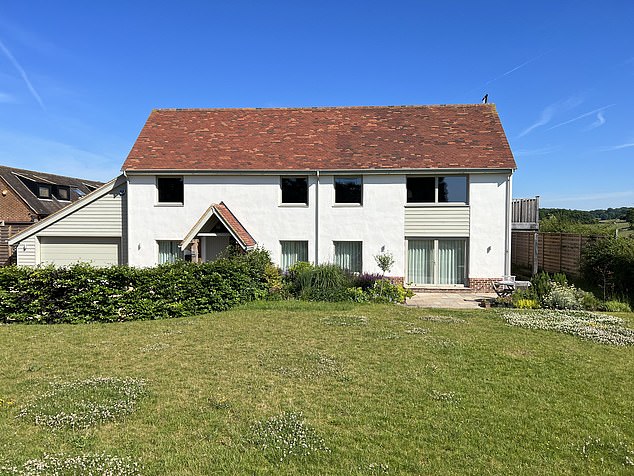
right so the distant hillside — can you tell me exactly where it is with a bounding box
[540,207,634,223]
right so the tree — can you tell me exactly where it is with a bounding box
[627,208,634,226]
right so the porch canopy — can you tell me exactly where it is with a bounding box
[180,202,256,258]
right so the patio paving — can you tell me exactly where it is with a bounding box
[404,292,497,309]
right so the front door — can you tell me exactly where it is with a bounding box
[203,235,232,262]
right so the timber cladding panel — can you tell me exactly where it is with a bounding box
[512,231,604,276]
[0,224,31,265]
[37,188,124,237]
[404,206,470,237]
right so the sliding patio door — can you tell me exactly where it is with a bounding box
[407,240,434,285]
[407,239,466,285]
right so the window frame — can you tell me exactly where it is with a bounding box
[156,176,184,205]
[406,175,468,205]
[333,240,363,273]
[54,186,70,201]
[157,240,184,264]
[37,183,52,199]
[333,176,363,206]
[406,238,468,285]
[280,240,309,270]
[280,176,309,206]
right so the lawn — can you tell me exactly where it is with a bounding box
[1,301,633,475]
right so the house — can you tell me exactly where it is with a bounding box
[9,104,517,291]
[0,165,102,265]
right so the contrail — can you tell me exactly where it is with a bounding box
[485,52,547,86]
[548,104,614,130]
[0,38,45,111]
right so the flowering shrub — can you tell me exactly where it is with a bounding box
[353,273,383,291]
[541,283,583,310]
[283,262,412,303]
[248,411,330,463]
[514,299,540,309]
[18,377,148,430]
[0,249,272,324]
[366,280,414,304]
[0,453,142,475]
[501,309,634,346]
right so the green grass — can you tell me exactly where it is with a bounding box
[1,301,633,475]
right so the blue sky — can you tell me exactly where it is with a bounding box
[0,1,632,210]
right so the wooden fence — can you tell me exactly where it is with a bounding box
[0,223,30,266]
[511,231,604,276]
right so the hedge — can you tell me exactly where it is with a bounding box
[0,249,272,324]
[581,236,634,303]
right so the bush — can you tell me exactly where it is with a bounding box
[529,272,553,302]
[601,300,632,313]
[284,263,353,302]
[283,264,413,304]
[514,299,540,309]
[366,280,413,304]
[0,249,273,324]
[353,273,383,291]
[541,283,583,310]
[581,236,634,303]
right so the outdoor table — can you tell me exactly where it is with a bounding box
[493,279,531,298]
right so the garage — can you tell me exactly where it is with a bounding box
[40,237,120,267]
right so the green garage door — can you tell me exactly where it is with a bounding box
[40,237,120,267]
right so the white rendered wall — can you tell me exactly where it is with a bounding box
[126,174,315,267]
[317,174,406,277]
[468,173,510,279]
[126,172,510,280]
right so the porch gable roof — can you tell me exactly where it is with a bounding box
[180,202,256,251]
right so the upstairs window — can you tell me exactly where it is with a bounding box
[406,177,435,203]
[54,186,70,201]
[37,184,51,199]
[438,176,468,203]
[281,177,308,205]
[334,177,362,204]
[407,176,468,204]
[157,177,184,203]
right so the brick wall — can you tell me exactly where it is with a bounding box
[0,178,33,223]
[467,278,500,293]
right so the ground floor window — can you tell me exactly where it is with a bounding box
[280,241,308,270]
[407,239,466,285]
[333,241,362,273]
[158,240,183,264]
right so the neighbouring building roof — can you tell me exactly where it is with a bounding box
[122,104,516,172]
[0,165,103,217]
[8,175,124,246]
[181,202,257,251]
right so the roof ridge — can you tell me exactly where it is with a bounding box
[0,165,103,184]
[152,103,496,113]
